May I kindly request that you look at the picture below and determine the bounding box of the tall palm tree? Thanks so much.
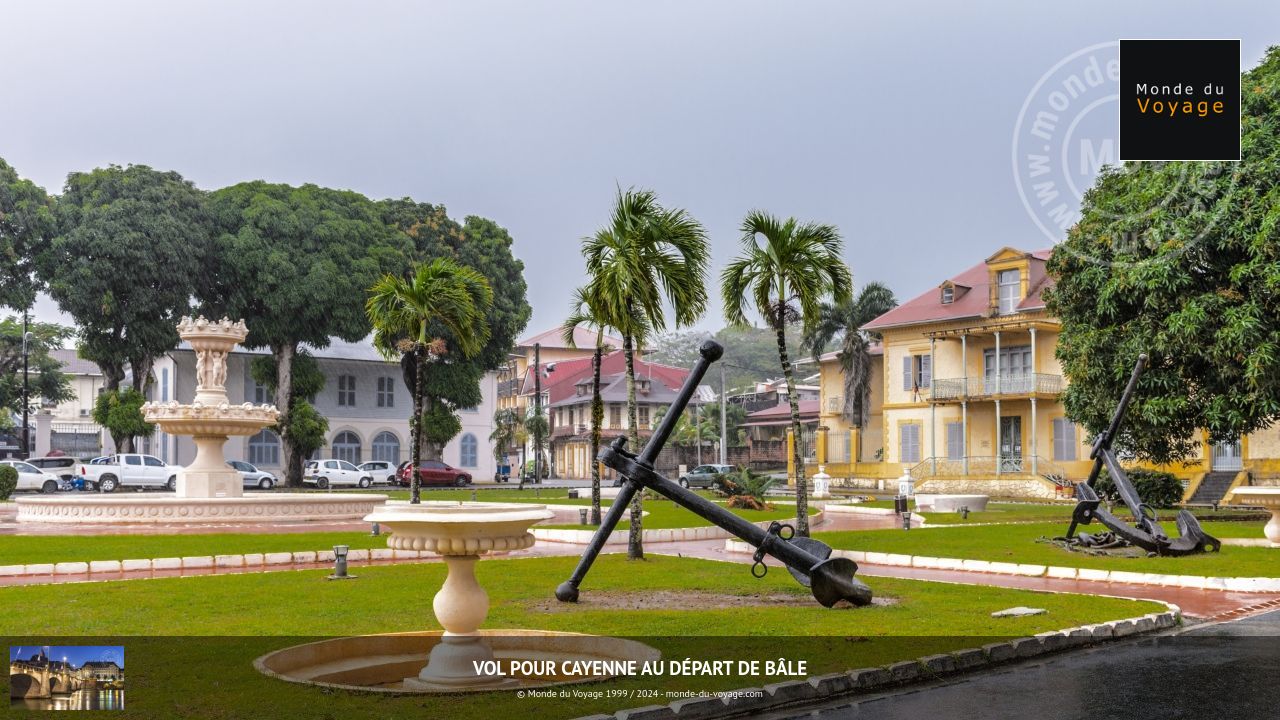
[582,187,709,559]
[802,282,897,460]
[722,211,852,537]
[367,258,493,504]
[562,286,618,526]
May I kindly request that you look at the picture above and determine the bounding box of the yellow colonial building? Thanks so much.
[810,246,1280,502]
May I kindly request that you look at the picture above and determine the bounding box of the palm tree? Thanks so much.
[489,407,520,472]
[802,282,897,460]
[366,258,493,504]
[582,187,709,559]
[722,211,852,537]
[562,286,617,526]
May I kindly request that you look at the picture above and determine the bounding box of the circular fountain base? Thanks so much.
[14,492,388,525]
[255,630,660,694]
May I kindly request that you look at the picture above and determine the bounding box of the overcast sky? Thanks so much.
[4,1,1276,337]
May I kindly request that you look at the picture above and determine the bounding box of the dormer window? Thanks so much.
[997,269,1021,314]
[941,286,954,304]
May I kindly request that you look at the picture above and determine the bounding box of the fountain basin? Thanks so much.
[15,492,387,524]
[1226,487,1280,545]
[255,631,661,694]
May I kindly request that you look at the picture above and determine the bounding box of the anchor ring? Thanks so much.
[751,561,768,578]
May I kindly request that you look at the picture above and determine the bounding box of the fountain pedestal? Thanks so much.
[363,501,554,690]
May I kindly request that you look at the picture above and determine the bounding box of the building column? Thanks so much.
[1031,396,1039,475]
[930,336,937,475]
[816,426,828,465]
[786,428,796,487]
[995,398,1002,477]
[961,400,969,475]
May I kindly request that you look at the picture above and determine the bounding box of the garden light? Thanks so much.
[580,508,589,525]
[328,544,355,580]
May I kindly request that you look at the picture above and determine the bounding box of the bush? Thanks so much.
[712,468,776,511]
[0,464,17,501]
[1094,467,1183,508]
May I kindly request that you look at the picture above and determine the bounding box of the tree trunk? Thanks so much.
[776,321,809,537]
[590,344,603,525]
[410,346,426,504]
[623,334,643,560]
[273,343,303,487]
[130,355,155,397]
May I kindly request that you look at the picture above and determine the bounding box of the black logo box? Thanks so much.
[1119,39,1240,161]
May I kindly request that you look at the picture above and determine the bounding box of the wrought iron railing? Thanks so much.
[930,373,1064,401]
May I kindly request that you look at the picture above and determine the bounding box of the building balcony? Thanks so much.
[928,373,1064,403]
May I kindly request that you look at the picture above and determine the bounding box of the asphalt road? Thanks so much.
[769,610,1280,720]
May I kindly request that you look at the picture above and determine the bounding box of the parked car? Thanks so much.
[397,460,472,487]
[79,454,180,492]
[304,459,374,489]
[358,460,398,485]
[678,463,735,489]
[227,460,275,490]
[23,456,79,481]
[0,459,62,494]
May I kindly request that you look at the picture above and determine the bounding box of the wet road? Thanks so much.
[769,610,1280,720]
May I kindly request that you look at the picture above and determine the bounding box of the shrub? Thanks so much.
[0,464,17,501]
[713,468,776,511]
[1094,467,1184,508]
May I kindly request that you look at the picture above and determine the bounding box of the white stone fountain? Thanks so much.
[255,500,659,693]
[1226,487,1280,546]
[16,317,387,525]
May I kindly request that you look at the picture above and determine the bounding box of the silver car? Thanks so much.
[358,460,398,485]
[227,460,276,490]
[678,463,735,489]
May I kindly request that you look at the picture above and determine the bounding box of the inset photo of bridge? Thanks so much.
[10,645,124,711]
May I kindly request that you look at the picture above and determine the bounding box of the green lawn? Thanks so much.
[1,554,1164,719]
[817,521,1277,577]
[853,500,1266,526]
[0,531,386,565]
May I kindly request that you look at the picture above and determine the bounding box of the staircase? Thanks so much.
[1188,471,1239,505]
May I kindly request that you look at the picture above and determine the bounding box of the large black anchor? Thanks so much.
[1063,354,1220,556]
[555,340,873,607]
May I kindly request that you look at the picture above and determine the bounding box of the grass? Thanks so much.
[1,554,1164,719]
[0,531,387,565]
[854,500,1267,526]
[816,521,1277,577]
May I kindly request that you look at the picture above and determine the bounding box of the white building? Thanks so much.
[48,340,499,481]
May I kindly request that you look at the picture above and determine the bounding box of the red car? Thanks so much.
[397,460,473,487]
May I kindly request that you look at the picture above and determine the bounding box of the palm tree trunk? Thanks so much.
[590,344,603,526]
[410,347,426,504]
[776,321,809,537]
[623,333,643,560]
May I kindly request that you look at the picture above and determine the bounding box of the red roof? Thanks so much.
[517,325,623,350]
[863,247,1053,331]
[520,349,690,405]
[743,399,820,426]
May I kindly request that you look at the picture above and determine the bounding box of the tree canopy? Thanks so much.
[1046,47,1280,464]
[41,164,209,390]
[0,317,73,428]
[0,157,55,312]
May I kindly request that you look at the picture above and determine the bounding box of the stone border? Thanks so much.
[723,540,1280,592]
[0,547,431,579]
[534,511,824,546]
[13,492,388,524]
[577,606,1181,720]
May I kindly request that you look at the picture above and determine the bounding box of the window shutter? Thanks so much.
[920,355,932,388]
[902,356,912,390]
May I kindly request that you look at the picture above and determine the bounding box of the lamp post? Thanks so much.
[328,544,354,580]
[21,311,32,459]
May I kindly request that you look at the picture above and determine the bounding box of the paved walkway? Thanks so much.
[762,608,1280,719]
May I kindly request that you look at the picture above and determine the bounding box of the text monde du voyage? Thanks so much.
[1134,82,1229,118]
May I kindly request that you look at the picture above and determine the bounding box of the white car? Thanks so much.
[358,460,398,485]
[227,460,275,490]
[1,459,62,494]
[79,454,181,492]
[303,459,373,489]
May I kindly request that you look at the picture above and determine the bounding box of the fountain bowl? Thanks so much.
[1226,487,1280,545]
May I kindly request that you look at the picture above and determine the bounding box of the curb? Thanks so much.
[535,511,825,546]
[0,547,432,580]
[579,606,1181,720]
[722,540,1280,593]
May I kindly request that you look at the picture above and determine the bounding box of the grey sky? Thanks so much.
[4,1,1276,336]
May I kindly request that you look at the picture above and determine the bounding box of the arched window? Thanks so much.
[332,431,362,464]
[371,431,401,464]
[460,433,478,468]
[248,429,281,466]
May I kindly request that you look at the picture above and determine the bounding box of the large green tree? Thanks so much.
[1047,48,1280,464]
[250,352,329,464]
[722,211,852,537]
[366,258,492,504]
[0,158,55,312]
[379,200,530,461]
[201,182,411,485]
[802,281,897,458]
[0,317,73,431]
[582,187,708,559]
[42,165,209,405]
